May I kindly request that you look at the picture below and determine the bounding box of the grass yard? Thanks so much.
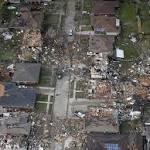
[81,14,90,25]
[76,80,87,91]
[83,0,92,12]
[142,20,150,33]
[119,1,136,23]
[75,91,86,99]
[0,3,19,27]
[80,35,89,49]
[75,0,81,11]
[36,94,48,102]
[0,51,16,61]
[138,2,150,17]
[39,65,57,88]
[0,30,23,61]
[137,2,150,33]
[35,103,47,113]
[143,103,150,121]
[120,120,141,134]
[81,25,92,31]
[48,1,62,13]
[48,14,59,25]
[42,13,59,32]
[117,1,140,59]
[39,66,52,86]
[117,36,139,59]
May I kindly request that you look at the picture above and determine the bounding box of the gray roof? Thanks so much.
[0,83,36,109]
[0,123,31,135]
[0,112,31,135]
[12,63,41,83]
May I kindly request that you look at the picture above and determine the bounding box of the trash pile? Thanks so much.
[19,29,42,61]
[88,80,111,99]
[0,135,27,150]
[51,118,86,150]
[28,113,52,150]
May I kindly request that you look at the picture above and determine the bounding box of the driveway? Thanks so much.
[53,76,70,117]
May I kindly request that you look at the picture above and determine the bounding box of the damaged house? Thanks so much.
[89,35,115,79]
[20,29,42,61]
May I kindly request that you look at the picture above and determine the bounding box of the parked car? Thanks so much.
[68,29,73,36]
[56,70,63,79]
[74,111,85,118]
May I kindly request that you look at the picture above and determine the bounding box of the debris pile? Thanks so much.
[51,118,86,150]
[20,29,42,61]
[88,80,111,99]
[0,107,30,150]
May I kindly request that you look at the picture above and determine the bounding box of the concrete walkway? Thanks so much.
[36,101,53,104]
[46,94,52,113]
[76,31,94,35]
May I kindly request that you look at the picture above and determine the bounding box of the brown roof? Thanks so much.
[89,35,114,53]
[0,84,5,97]
[138,75,150,87]
[91,15,118,33]
[92,0,119,15]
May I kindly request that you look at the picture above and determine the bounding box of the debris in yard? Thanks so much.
[2,32,13,40]
[20,29,42,61]
[130,36,137,43]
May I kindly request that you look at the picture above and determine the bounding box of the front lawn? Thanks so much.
[76,80,87,91]
[36,94,48,102]
[117,1,140,59]
[0,30,23,61]
[42,13,60,32]
[75,91,86,99]
[39,66,52,86]
[83,0,92,12]
[35,103,47,113]
[119,1,136,23]
[81,14,90,25]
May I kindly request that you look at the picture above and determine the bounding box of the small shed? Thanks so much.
[116,48,124,59]
[12,63,41,85]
